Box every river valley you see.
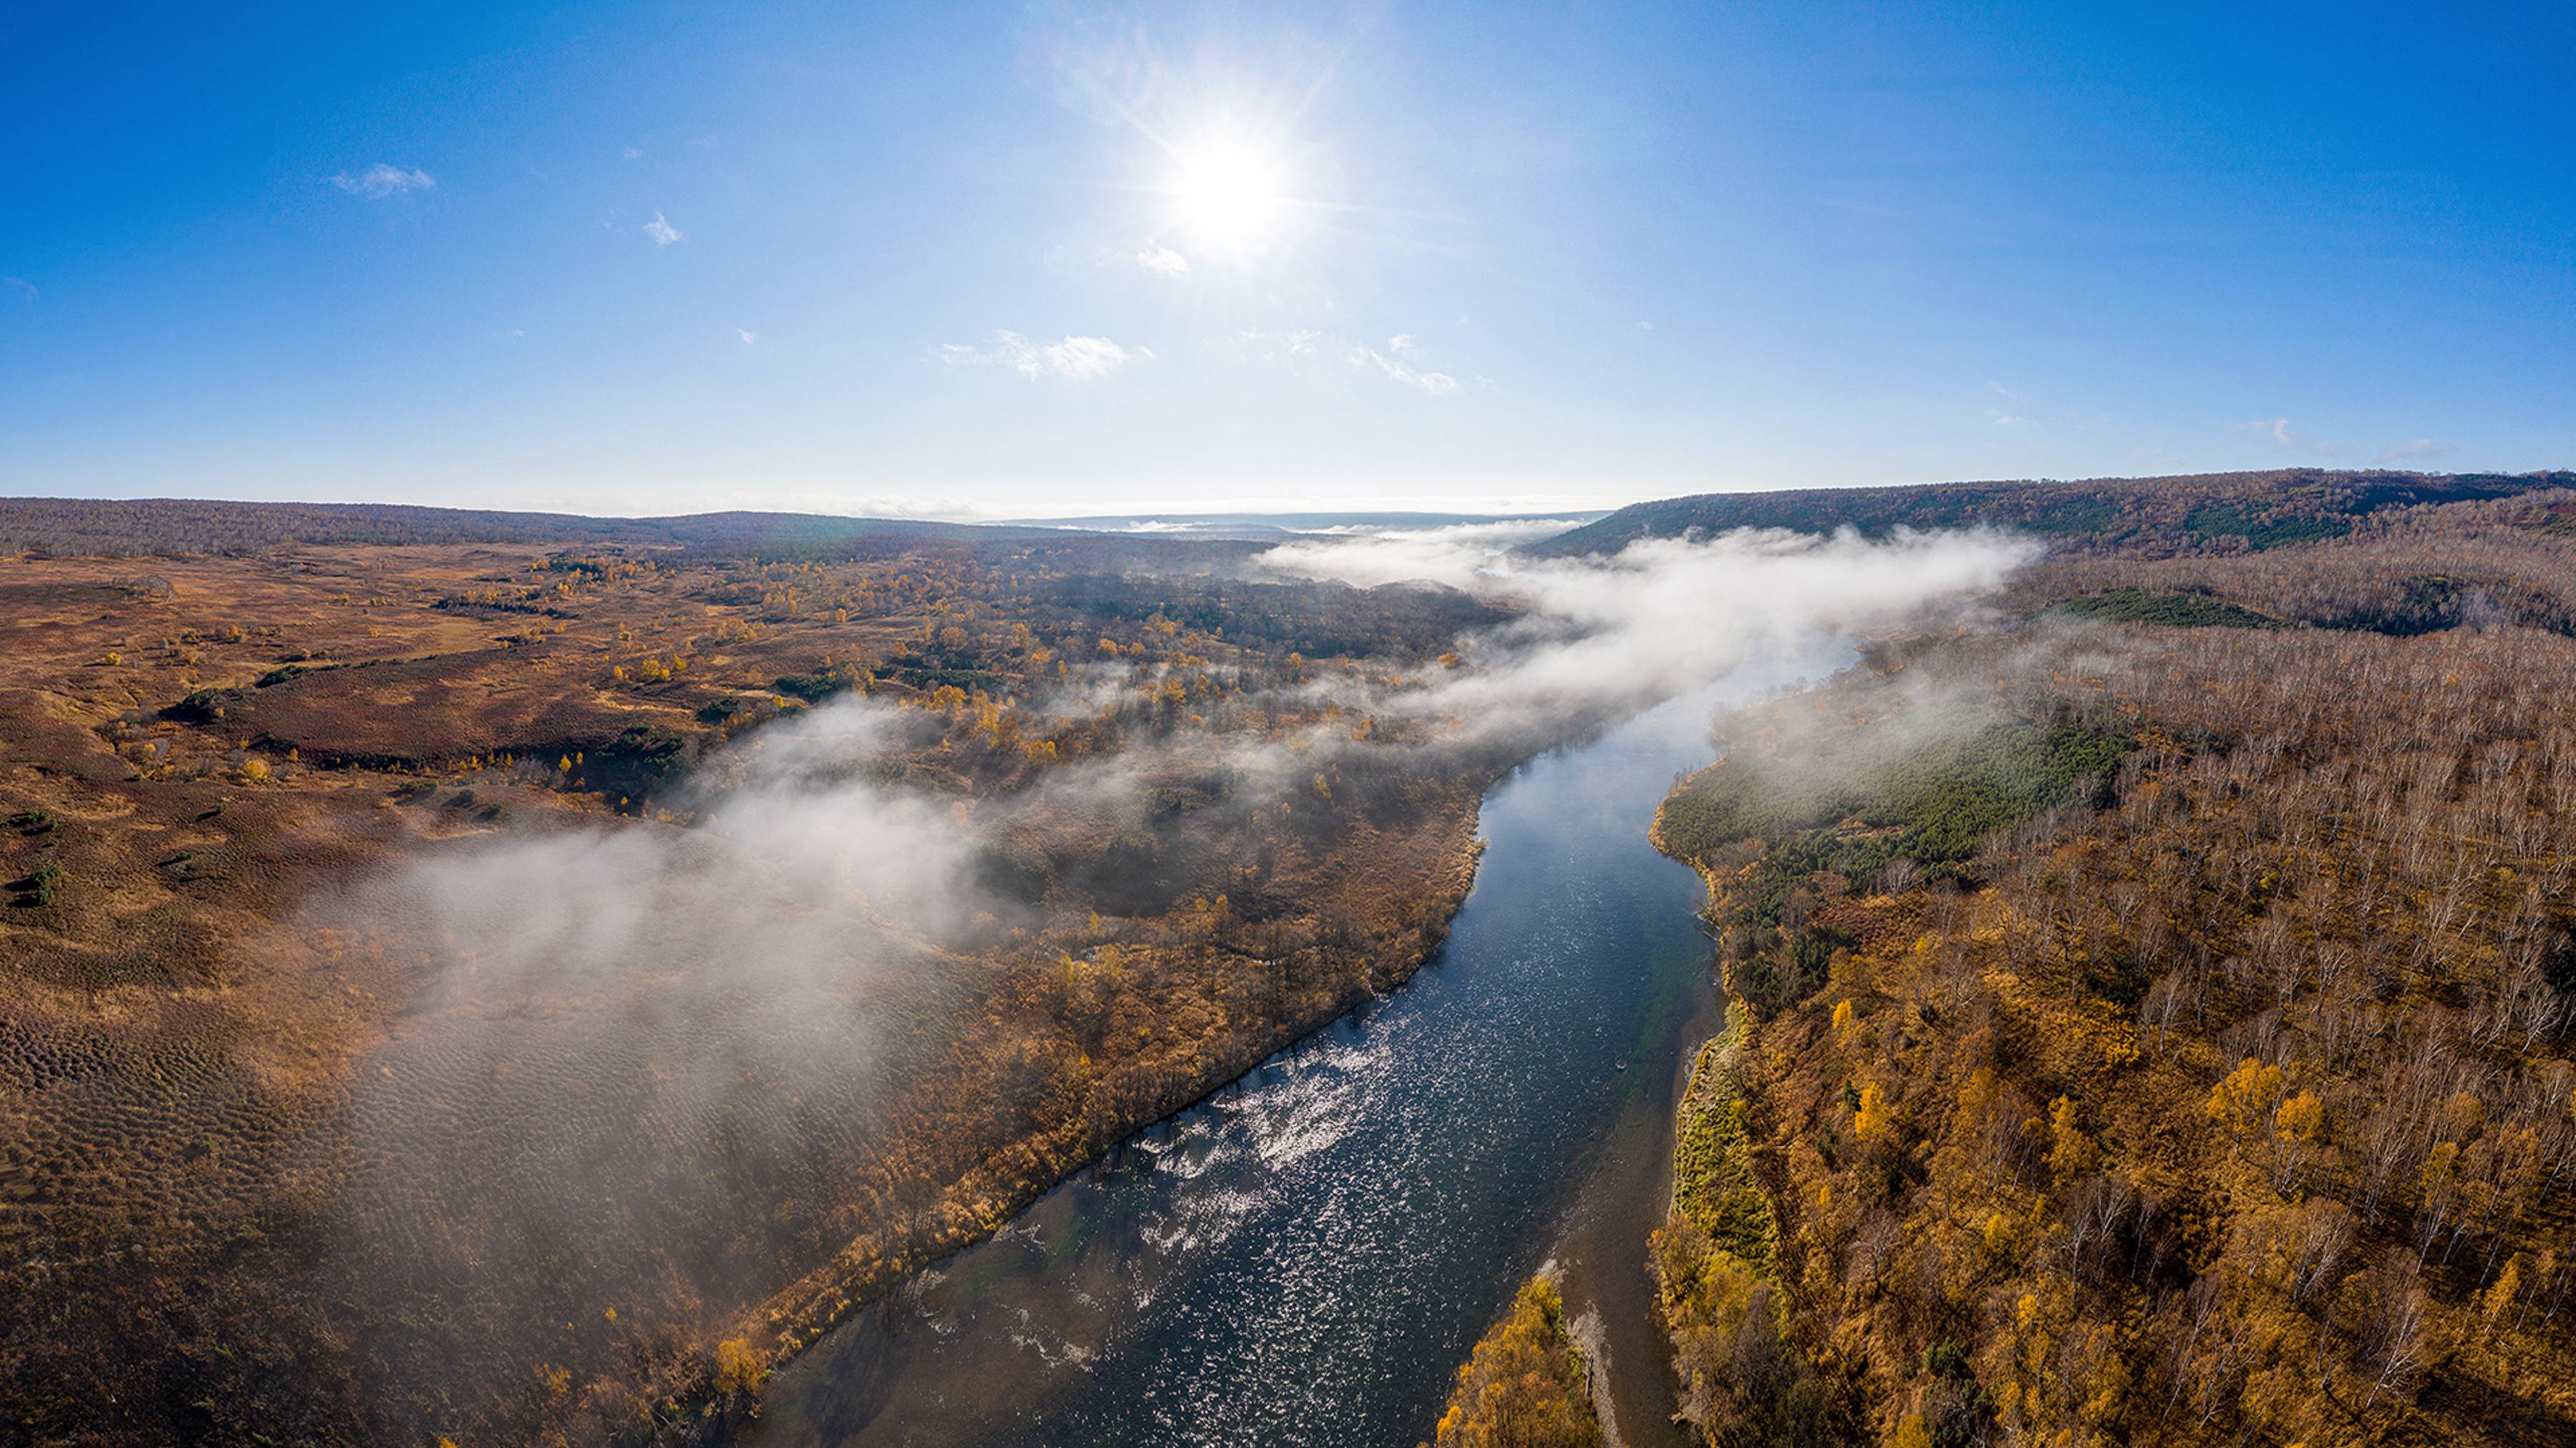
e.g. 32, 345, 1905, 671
747, 665, 1819, 1447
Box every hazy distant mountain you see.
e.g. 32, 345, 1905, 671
1007, 510, 1612, 542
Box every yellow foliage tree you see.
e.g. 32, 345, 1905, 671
712, 1336, 767, 1394
1854, 1082, 1896, 1147
2206, 1058, 2285, 1139
2048, 1095, 2097, 1182
2486, 1253, 2524, 1333
2275, 1091, 2325, 1143
1433, 1276, 1602, 1448
1982, 1210, 2015, 1255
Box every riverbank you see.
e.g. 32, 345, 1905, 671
1533, 899, 1723, 1448
663, 793, 1496, 1435
740, 695, 1744, 1446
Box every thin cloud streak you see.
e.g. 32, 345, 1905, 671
1359, 346, 1459, 394
941, 331, 1151, 381
329, 164, 435, 198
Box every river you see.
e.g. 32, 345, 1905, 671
747, 665, 1813, 1447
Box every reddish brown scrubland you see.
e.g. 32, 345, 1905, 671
0, 511, 1500, 1444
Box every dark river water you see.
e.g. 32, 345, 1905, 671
748, 670, 1808, 1447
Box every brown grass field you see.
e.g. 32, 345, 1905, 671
0, 525, 1497, 1445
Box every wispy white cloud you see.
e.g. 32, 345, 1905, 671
2, 276, 34, 300
1135, 241, 1190, 278
329, 164, 435, 198
1229, 327, 1470, 394
1358, 344, 1460, 395
941, 331, 1148, 381
1037, 334, 1143, 380
1982, 384, 2033, 428
1234, 329, 1324, 362
2376, 437, 2451, 464
2245, 415, 2336, 457
622, 147, 646, 160
642, 212, 684, 246
1635, 319, 1654, 331
737, 329, 760, 345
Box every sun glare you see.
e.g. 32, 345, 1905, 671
1168, 134, 1292, 255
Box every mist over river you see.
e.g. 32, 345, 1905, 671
746, 657, 1827, 1447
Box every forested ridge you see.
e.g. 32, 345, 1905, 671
1635, 483, 2576, 1446
1531, 468, 2576, 561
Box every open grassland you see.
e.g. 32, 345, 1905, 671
0, 516, 1510, 1444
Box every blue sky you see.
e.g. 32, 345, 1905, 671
4, 1, 2570, 517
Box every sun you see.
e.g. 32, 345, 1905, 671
1166, 133, 1292, 255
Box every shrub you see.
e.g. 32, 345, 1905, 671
2048, 588, 2280, 629
21, 861, 65, 906
161, 687, 227, 723
771, 672, 846, 703
711, 1337, 767, 1396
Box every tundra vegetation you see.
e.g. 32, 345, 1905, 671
0, 506, 1507, 1444
1632, 473, 2576, 1446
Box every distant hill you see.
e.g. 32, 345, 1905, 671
0, 498, 1398, 569
1009, 509, 1611, 542
1526, 469, 2576, 558
0, 498, 1619, 562
0, 498, 1089, 559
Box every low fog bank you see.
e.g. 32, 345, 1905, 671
1258, 523, 2040, 754
318, 695, 1015, 1425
